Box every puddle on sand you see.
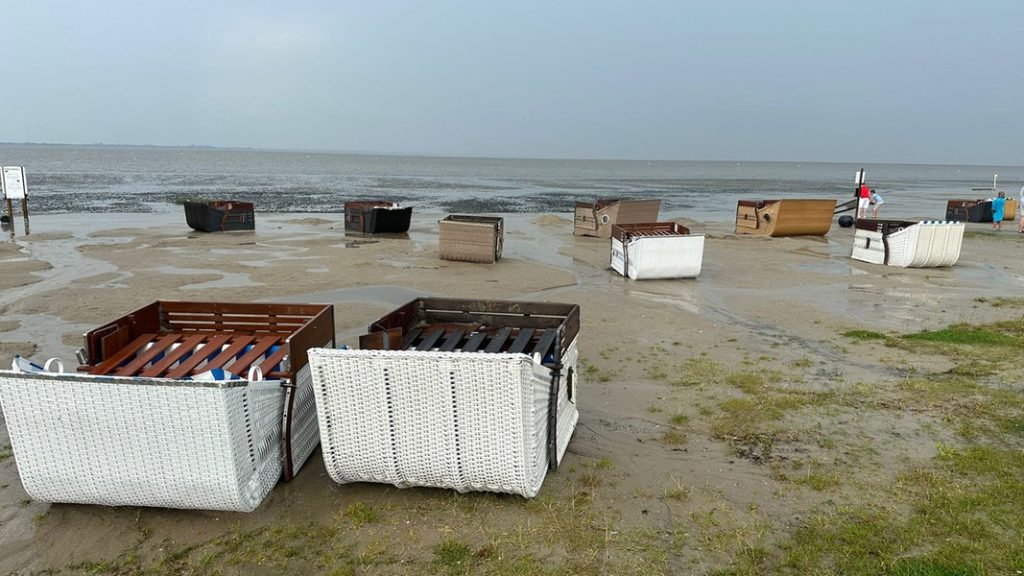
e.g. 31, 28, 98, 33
271, 285, 431, 307
2, 314, 93, 362
789, 261, 869, 276
152, 266, 262, 290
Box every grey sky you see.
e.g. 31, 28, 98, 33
1, 1, 1021, 164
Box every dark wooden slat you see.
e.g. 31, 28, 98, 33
165, 335, 232, 379
162, 321, 303, 333
461, 332, 487, 352
141, 334, 207, 377
484, 327, 513, 353
416, 329, 445, 351
203, 335, 257, 373
532, 329, 558, 358
401, 328, 423, 350
88, 334, 158, 375
258, 346, 289, 377
114, 333, 182, 376
226, 336, 281, 376
507, 328, 536, 354
439, 327, 467, 352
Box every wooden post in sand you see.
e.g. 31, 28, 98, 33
2, 166, 29, 237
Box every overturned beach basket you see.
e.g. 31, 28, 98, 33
610, 222, 705, 280
438, 215, 503, 263
344, 201, 412, 234
945, 200, 991, 223
309, 298, 580, 498
574, 198, 662, 238
851, 220, 964, 268
735, 199, 837, 237
184, 200, 255, 232
944, 199, 1017, 223
0, 301, 335, 512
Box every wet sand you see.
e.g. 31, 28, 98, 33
1, 210, 1023, 574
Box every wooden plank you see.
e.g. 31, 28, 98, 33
141, 334, 207, 377
114, 333, 182, 376
165, 335, 232, 378
532, 329, 557, 359
226, 336, 281, 376
484, 327, 513, 353
88, 334, 158, 375
461, 332, 487, 352
161, 321, 304, 333
401, 328, 423, 350
258, 346, 289, 378
416, 329, 445, 351
438, 327, 466, 352
203, 335, 257, 373
507, 328, 535, 354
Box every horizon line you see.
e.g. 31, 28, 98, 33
0, 141, 1020, 170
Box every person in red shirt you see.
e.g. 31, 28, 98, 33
857, 183, 871, 218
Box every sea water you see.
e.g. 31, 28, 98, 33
2, 143, 1021, 221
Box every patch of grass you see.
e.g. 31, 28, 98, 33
672, 357, 724, 387
904, 325, 1018, 346
661, 427, 687, 445
578, 472, 603, 488
974, 296, 1024, 308
724, 445, 1024, 575
842, 329, 887, 341
791, 357, 813, 368
664, 477, 691, 501
669, 412, 688, 425
433, 539, 474, 570
0, 446, 11, 462
792, 471, 841, 491
343, 501, 377, 527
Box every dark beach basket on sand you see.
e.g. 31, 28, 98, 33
184, 201, 256, 232
343, 201, 413, 234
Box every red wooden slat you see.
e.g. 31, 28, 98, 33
165, 335, 232, 378
140, 334, 207, 378
88, 334, 158, 375
202, 335, 256, 374
227, 336, 280, 376
257, 346, 289, 378
114, 334, 182, 376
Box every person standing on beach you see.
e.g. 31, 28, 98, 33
870, 189, 884, 218
857, 182, 871, 218
991, 191, 1006, 231
1019, 185, 1024, 233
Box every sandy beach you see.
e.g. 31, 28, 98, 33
1, 209, 1023, 574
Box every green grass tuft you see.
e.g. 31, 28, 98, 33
842, 329, 887, 341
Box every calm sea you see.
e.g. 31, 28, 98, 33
2, 144, 1022, 220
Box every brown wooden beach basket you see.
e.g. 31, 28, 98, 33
438, 215, 504, 263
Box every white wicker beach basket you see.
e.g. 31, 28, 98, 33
611, 234, 705, 279
851, 221, 964, 268
309, 339, 580, 498
0, 371, 286, 512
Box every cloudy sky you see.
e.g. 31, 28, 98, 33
1, 1, 1020, 164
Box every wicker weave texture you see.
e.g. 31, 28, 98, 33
851, 222, 963, 268
611, 235, 704, 279
309, 340, 579, 497
438, 220, 501, 263
287, 364, 320, 476
0, 373, 285, 511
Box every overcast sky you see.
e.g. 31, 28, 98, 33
1, 1, 1020, 164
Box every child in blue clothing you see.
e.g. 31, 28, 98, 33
991, 191, 1006, 231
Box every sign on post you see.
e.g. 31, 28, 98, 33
2, 166, 27, 199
